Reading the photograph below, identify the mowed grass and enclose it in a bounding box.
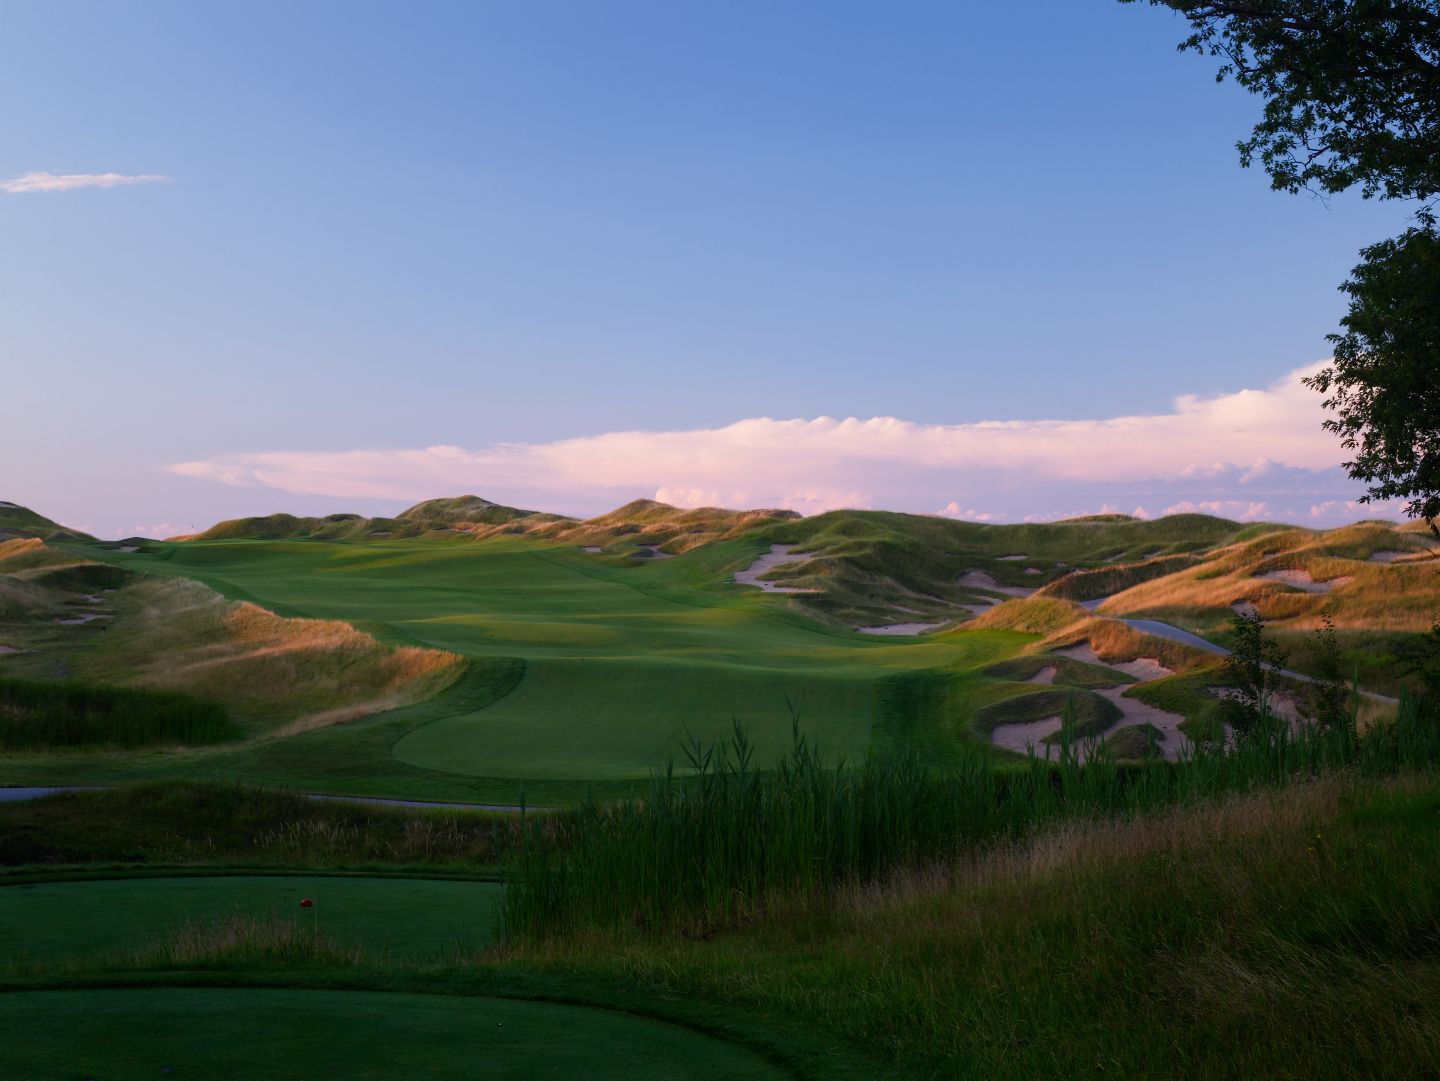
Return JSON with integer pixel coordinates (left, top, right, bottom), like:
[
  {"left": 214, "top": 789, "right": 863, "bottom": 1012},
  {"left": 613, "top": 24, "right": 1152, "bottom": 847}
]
[
  {"left": 85, "top": 537, "right": 1028, "bottom": 781},
  {"left": 0, "top": 988, "right": 791, "bottom": 1081},
  {"left": 0, "top": 875, "right": 502, "bottom": 966}
]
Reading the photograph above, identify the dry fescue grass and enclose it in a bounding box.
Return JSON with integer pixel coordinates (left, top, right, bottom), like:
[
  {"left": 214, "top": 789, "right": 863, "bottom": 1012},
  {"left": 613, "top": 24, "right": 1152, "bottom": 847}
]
[
  {"left": 87, "top": 577, "right": 464, "bottom": 734},
  {"left": 511, "top": 771, "right": 1440, "bottom": 1079},
  {"left": 0, "top": 538, "right": 81, "bottom": 575},
  {"left": 141, "top": 914, "right": 363, "bottom": 968},
  {"left": 1103, "top": 524, "right": 1440, "bottom": 634},
  {"left": 484, "top": 498, "right": 800, "bottom": 554},
  {"left": 969, "top": 596, "right": 1086, "bottom": 635}
]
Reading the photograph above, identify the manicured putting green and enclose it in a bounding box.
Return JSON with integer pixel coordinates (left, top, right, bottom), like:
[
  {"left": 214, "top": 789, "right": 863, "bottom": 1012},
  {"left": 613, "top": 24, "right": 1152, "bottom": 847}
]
[
  {"left": 0, "top": 876, "right": 501, "bottom": 964},
  {"left": 105, "top": 538, "right": 1017, "bottom": 779},
  {"left": 0, "top": 988, "right": 791, "bottom": 1080}
]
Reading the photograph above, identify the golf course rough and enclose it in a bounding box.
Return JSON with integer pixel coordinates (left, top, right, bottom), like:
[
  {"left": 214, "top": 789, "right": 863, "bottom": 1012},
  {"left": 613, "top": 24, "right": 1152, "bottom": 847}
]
[{"left": 0, "top": 988, "right": 794, "bottom": 1079}]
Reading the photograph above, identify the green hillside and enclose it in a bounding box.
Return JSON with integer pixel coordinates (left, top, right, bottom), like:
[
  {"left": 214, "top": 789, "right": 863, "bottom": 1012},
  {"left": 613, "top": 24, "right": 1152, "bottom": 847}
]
[{"left": 0, "top": 501, "right": 92, "bottom": 542}]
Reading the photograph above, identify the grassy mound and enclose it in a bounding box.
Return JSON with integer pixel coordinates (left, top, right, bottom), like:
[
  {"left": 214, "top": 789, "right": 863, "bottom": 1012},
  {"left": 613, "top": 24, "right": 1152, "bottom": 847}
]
[
  {"left": 0, "top": 781, "right": 508, "bottom": 868},
  {"left": 981, "top": 654, "right": 1135, "bottom": 689}
]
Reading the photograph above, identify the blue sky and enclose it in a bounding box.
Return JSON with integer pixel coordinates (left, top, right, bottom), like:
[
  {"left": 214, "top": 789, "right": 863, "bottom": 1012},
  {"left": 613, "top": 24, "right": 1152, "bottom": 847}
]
[{"left": 0, "top": 1, "right": 1416, "bottom": 536}]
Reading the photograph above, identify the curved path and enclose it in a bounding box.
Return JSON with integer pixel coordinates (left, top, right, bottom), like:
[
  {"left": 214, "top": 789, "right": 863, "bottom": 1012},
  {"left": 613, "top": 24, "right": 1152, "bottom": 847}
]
[{"left": 1111, "top": 617, "right": 1398, "bottom": 705}]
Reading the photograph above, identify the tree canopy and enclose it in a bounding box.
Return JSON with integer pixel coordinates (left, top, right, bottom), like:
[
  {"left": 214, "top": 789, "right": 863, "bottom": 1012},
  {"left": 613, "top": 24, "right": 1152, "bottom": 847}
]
[
  {"left": 1124, "top": 1, "right": 1440, "bottom": 201},
  {"left": 1128, "top": 2, "right": 1440, "bottom": 530},
  {"left": 1304, "top": 224, "right": 1440, "bottom": 531}
]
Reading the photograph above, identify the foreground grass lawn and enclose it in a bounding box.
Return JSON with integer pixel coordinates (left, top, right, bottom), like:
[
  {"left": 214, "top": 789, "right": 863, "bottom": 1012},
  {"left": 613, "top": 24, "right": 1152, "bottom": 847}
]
[
  {"left": 0, "top": 875, "right": 502, "bottom": 966},
  {"left": 0, "top": 987, "right": 791, "bottom": 1080}
]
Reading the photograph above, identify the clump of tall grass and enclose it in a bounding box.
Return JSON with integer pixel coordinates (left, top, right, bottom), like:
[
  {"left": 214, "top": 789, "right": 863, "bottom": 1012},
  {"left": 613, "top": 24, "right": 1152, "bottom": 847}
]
[
  {"left": 142, "top": 914, "right": 361, "bottom": 968},
  {"left": 0, "top": 675, "right": 240, "bottom": 750},
  {"left": 503, "top": 693, "right": 1440, "bottom": 940}
]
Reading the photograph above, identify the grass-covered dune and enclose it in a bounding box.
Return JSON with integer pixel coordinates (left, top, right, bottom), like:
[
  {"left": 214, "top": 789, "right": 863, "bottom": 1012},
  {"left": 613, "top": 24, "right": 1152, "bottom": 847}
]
[
  {"left": 0, "top": 537, "right": 464, "bottom": 741},
  {"left": 3, "top": 495, "right": 1436, "bottom": 797}
]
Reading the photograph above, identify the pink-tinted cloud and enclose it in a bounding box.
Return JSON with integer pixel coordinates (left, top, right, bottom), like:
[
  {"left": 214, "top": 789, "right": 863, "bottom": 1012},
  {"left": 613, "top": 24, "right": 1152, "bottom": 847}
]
[
  {"left": 166, "top": 364, "right": 1407, "bottom": 526},
  {"left": 1, "top": 171, "right": 169, "bottom": 194}
]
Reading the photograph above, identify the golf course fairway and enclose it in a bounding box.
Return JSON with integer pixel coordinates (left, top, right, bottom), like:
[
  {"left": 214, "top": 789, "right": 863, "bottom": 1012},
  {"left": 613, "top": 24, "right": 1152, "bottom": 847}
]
[
  {"left": 0, "top": 988, "right": 793, "bottom": 1079},
  {"left": 93, "top": 537, "right": 1026, "bottom": 780}
]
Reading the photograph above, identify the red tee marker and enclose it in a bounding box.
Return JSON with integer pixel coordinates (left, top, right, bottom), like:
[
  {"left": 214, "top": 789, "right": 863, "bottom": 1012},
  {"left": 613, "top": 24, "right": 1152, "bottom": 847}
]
[{"left": 300, "top": 898, "right": 314, "bottom": 907}]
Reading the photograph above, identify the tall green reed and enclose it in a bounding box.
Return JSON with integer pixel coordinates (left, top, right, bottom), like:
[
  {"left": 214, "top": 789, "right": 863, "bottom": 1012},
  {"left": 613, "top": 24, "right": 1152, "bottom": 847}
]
[{"left": 503, "top": 690, "right": 1440, "bottom": 940}]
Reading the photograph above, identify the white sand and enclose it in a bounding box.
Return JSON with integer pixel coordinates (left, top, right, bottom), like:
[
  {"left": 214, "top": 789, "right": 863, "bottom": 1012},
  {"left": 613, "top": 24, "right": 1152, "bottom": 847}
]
[
  {"left": 116, "top": 545, "right": 139, "bottom": 553},
  {"left": 56, "top": 613, "right": 109, "bottom": 625},
  {"left": 996, "top": 554, "right": 1027, "bottom": 561},
  {"left": 1094, "top": 687, "right": 1189, "bottom": 760},
  {"left": 855, "top": 622, "right": 946, "bottom": 636},
  {"left": 733, "top": 545, "right": 820, "bottom": 593},
  {"left": 0, "top": 645, "right": 20, "bottom": 654},
  {"left": 990, "top": 716, "right": 1065, "bottom": 757},
  {"left": 1231, "top": 600, "right": 1259, "bottom": 618},
  {"left": 995, "top": 645, "right": 1186, "bottom": 761},
  {"left": 1368, "top": 550, "right": 1414, "bottom": 563},
  {"left": 1257, "top": 568, "right": 1354, "bottom": 593},
  {"left": 957, "top": 570, "right": 1035, "bottom": 598},
  {"left": 637, "top": 543, "right": 674, "bottom": 560},
  {"left": 580, "top": 546, "right": 602, "bottom": 553}
]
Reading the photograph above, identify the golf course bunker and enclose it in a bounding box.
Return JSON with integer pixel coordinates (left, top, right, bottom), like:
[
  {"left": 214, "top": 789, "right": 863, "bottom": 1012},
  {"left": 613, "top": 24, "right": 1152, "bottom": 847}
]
[
  {"left": 55, "top": 612, "right": 109, "bottom": 625},
  {"left": 1368, "top": 549, "right": 1415, "bottom": 563},
  {"left": 733, "top": 544, "right": 819, "bottom": 592},
  {"left": 957, "top": 570, "right": 1035, "bottom": 598},
  {"left": 990, "top": 715, "right": 1064, "bottom": 756},
  {"left": 855, "top": 622, "right": 946, "bottom": 635},
  {"left": 0, "top": 876, "right": 504, "bottom": 964},
  {"left": 0, "top": 988, "right": 791, "bottom": 1081},
  {"left": 998, "top": 645, "right": 1186, "bottom": 761},
  {"left": 1257, "top": 568, "right": 1353, "bottom": 593}
]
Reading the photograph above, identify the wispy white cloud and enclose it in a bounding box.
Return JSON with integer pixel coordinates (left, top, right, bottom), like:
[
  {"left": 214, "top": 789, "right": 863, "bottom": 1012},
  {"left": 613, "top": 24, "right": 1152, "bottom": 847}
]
[
  {"left": 167, "top": 363, "right": 1408, "bottom": 527},
  {"left": 1, "top": 171, "right": 170, "bottom": 194}
]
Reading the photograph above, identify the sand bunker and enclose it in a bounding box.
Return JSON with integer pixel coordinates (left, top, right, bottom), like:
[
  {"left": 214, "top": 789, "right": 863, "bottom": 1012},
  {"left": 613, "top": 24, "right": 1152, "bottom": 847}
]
[
  {"left": 579, "top": 546, "right": 602, "bottom": 553},
  {"left": 115, "top": 545, "right": 139, "bottom": 553},
  {"left": 1368, "top": 550, "right": 1416, "bottom": 563},
  {"left": 958, "top": 570, "right": 1035, "bottom": 598},
  {"left": 1231, "top": 600, "right": 1259, "bottom": 618},
  {"left": 996, "top": 554, "right": 1027, "bottom": 561},
  {"left": 997, "top": 646, "right": 1185, "bottom": 760},
  {"left": 637, "top": 544, "right": 674, "bottom": 560},
  {"left": 855, "top": 622, "right": 946, "bottom": 636},
  {"left": 1257, "top": 568, "right": 1353, "bottom": 593},
  {"left": 733, "top": 545, "right": 820, "bottom": 593},
  {"left": 56, "top": 613, "right": 109, "bottom": 625},
  {"left": 990, "top": 716, "right": 1065, "bottom": 757},
  {"left": 0, "top": 645, "right": 20, "bottom": 654}
]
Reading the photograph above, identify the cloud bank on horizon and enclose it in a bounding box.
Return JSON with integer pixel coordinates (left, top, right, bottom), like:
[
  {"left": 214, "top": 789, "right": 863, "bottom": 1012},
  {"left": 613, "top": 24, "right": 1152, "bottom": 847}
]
[
  {"left": 169, "top": 364, "right": 1402, "bottom": 527},
  {"left": 1, "top": 171, "right": 170, "bottom": 194}
]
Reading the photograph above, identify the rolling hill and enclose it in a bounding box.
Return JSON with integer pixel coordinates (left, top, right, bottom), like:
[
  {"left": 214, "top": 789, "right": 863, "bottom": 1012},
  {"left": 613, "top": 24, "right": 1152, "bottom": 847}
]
[{"left": 0, "top": 495, "right": 1435, "bottom": 799}]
